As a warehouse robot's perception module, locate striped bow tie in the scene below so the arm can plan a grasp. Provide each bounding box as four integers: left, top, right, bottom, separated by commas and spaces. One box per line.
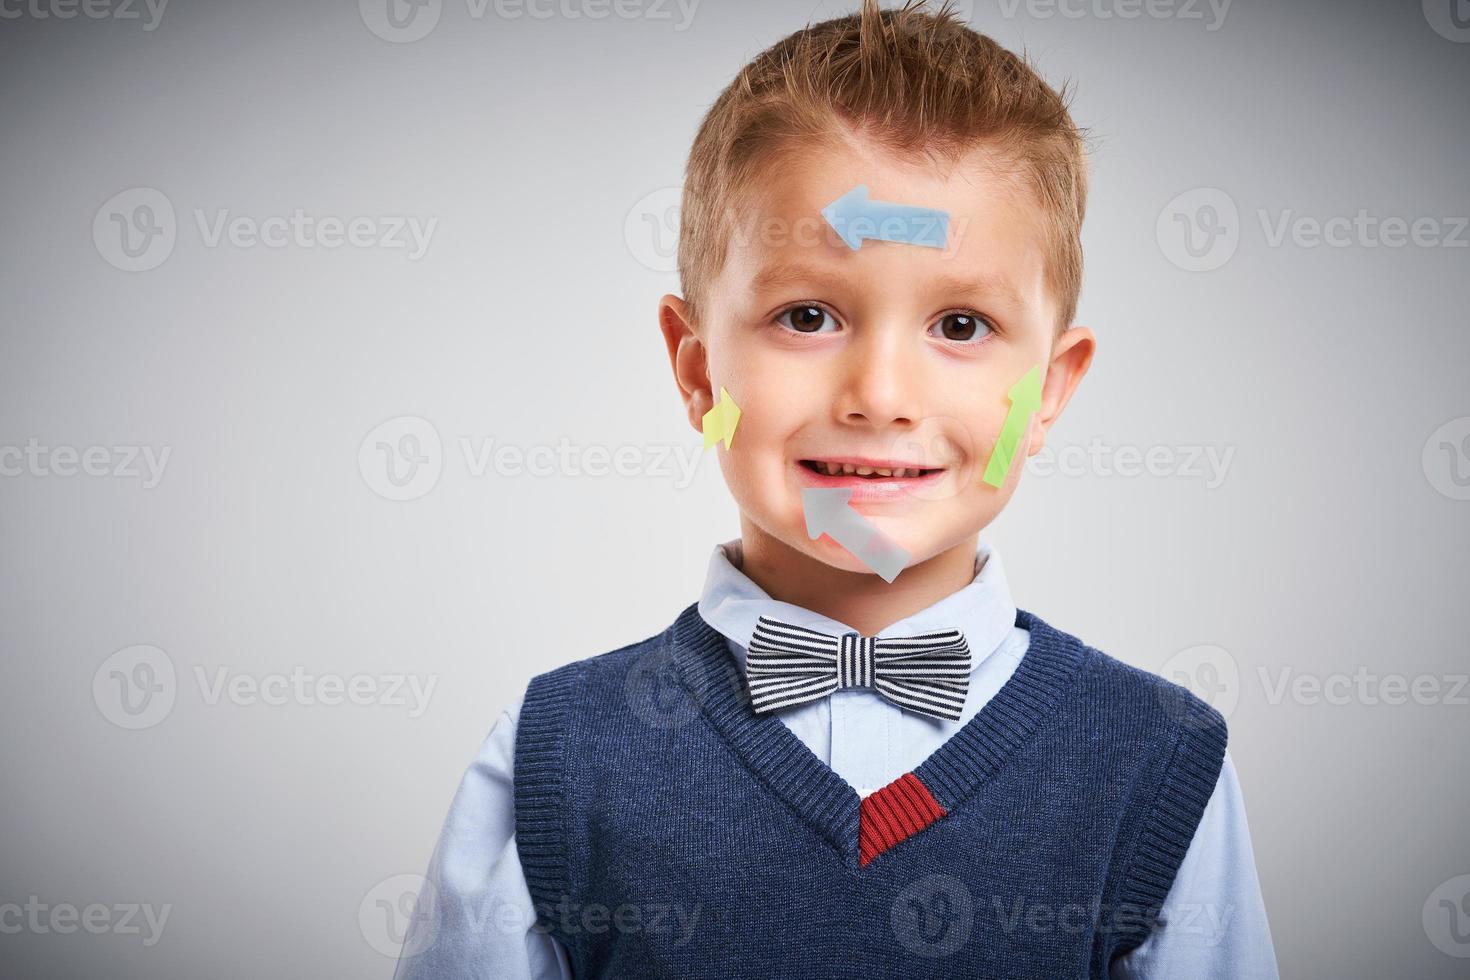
744, 616, 972, 722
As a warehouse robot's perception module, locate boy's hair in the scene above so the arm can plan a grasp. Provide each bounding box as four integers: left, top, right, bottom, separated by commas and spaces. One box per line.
678, 0, 1088, 334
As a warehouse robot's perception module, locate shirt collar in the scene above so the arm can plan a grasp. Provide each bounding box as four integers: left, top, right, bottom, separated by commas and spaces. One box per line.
697, 538, 1018, 674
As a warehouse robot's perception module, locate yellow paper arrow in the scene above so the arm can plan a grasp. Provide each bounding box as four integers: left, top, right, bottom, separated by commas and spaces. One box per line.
702, 386, 741, 450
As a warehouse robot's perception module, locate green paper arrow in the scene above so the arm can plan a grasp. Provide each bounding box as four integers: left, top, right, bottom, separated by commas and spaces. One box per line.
982, 366, 1043, 488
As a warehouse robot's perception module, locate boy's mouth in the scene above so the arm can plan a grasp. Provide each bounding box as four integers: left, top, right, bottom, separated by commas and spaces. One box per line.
798, 458, 943, 479
795, 456, 947, 500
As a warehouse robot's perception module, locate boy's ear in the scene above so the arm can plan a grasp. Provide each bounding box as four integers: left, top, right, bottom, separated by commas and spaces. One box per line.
658, 294, 714, 435
1029, 326, 1096, 456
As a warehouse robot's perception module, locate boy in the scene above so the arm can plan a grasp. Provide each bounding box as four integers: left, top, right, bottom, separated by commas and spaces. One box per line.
396, 2, 1277, 976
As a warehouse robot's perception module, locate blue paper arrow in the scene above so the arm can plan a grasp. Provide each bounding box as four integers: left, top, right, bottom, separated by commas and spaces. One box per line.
820, 185, 950, 251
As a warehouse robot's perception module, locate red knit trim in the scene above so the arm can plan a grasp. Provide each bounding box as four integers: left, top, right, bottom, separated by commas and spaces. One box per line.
858, 772, 947, 866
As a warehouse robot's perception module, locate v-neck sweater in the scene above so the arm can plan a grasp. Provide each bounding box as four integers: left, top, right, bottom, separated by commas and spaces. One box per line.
514, 602, 1227, 978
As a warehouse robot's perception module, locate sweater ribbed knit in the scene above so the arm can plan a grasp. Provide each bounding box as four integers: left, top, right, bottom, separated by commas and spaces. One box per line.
514, 603, 1227, 979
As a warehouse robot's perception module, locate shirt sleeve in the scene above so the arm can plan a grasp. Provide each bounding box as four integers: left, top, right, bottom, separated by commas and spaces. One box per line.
1111, 750, 1279, 979
393, 692, 573, 980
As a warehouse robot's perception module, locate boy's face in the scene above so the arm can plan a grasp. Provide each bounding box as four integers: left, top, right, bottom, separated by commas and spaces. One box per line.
662, 132, 1094, 578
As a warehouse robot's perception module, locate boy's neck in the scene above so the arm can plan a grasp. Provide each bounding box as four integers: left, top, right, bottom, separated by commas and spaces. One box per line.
735, 517, 982, 636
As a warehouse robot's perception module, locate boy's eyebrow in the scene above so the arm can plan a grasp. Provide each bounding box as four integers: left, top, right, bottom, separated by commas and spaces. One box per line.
748, 262, 1027, 308
749, 262, 849, 293
925, 272, 1027, 308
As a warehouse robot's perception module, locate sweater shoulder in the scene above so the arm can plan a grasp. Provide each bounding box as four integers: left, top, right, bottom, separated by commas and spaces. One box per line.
517, 608, 687, 731
1025, 610, 1230, 746
1094, 645, 1228, 729
534, 625, 671, 677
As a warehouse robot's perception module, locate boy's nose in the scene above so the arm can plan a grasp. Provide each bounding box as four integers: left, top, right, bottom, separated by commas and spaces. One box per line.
833, 337, 923, 428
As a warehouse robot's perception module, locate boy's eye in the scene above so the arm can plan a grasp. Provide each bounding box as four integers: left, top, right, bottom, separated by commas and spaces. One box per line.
776, 305, 837, 334
930, 312, 994, 343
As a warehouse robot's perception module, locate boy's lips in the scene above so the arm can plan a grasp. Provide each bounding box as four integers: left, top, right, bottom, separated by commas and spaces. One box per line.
794, 456, 947, 501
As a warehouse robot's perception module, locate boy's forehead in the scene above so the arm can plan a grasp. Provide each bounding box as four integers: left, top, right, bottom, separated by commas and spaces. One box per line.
723, 139, 1051, 306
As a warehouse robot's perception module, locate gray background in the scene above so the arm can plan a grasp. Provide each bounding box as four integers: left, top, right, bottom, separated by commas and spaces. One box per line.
1, 0, 1467, 977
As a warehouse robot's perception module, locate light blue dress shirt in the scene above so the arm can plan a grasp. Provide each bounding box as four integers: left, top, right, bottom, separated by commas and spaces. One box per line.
396, 541, 1278, 979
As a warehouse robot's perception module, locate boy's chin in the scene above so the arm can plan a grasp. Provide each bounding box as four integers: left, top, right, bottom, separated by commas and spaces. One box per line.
742, 500, 970, 578
792, 524, 925, 579
802, 537, 890, 576
779, 516, 978, 581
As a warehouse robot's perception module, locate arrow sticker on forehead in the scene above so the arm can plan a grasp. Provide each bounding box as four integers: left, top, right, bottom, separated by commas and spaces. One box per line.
821, 185, 950, 251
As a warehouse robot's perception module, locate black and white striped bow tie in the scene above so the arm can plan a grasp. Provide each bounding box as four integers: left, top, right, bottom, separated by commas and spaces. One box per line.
744, 616, 972, 722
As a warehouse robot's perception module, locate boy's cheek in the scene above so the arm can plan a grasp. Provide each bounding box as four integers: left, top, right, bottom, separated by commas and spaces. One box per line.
876, 411, 1009, 499
716, 449, 810, 545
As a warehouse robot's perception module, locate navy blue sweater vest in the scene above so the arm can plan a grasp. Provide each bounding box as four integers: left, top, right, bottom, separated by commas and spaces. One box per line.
513, 604, 1227, 979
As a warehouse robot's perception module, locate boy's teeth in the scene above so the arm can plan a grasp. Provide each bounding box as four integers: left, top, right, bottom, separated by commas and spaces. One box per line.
811, 461, 923, 478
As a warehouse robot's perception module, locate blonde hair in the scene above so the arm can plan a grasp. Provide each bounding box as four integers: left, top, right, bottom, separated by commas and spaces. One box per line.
678, 0, 1088, 333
